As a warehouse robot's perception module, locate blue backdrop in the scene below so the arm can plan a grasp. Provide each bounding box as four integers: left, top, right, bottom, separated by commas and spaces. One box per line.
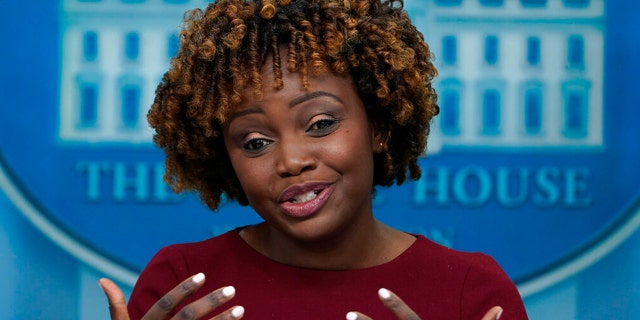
1, 0, 639, 319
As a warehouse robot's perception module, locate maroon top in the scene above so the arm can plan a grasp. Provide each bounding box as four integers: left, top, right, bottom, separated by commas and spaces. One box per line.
128, 228, 528, 319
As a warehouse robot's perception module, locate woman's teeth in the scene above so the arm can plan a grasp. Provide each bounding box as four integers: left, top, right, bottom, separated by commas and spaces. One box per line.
291, 190, 319, 203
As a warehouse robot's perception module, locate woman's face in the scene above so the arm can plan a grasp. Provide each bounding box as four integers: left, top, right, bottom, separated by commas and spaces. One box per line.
222, 61, 382, 243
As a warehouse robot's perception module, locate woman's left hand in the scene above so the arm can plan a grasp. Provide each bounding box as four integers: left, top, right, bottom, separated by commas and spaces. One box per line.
346, 288, 503, 320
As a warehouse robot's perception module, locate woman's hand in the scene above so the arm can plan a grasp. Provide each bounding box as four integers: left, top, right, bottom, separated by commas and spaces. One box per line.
345, 288, 503, 320
98, 273, 245, 320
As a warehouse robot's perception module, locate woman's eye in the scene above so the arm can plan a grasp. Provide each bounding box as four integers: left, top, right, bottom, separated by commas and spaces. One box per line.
307, 118, 338, 135
242, 138, 271, 152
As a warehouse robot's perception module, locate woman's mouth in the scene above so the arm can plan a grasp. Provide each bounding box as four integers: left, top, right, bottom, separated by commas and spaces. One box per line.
278, 183, 334, 218
289, 190, 320, 203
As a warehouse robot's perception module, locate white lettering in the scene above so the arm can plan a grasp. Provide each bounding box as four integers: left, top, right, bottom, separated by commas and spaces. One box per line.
76, 161, 180, 203
413, 165, 592, 208
453, 166, 492, 207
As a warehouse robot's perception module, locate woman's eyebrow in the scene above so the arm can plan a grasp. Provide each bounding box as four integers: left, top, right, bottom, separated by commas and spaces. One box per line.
229, 91, 341, 122
228, 107, 263, 123
289, 91, 343, 108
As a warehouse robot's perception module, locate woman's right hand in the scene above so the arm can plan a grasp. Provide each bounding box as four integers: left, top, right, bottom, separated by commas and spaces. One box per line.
98, 273, 244, 320
346, 288, 504, 320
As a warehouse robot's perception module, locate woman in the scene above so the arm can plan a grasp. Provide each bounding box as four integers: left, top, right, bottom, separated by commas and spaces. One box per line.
100, 0, 528, 319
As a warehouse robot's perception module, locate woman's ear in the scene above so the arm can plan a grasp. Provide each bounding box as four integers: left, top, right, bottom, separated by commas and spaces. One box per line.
371, 125, 386, 154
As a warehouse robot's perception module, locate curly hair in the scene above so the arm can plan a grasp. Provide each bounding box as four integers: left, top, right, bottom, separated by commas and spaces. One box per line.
148, 0, 439, 210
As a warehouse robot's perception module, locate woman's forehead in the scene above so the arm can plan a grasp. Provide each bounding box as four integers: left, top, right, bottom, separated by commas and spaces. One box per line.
222, 65, 356, 120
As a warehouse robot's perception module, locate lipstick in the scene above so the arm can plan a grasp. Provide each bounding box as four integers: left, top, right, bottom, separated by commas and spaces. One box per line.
278, 183, 334, 218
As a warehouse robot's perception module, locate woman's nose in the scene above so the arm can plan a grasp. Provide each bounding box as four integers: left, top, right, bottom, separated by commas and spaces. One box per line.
275, 138, 317, 177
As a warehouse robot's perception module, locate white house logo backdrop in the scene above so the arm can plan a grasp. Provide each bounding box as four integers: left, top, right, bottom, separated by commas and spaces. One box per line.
1, 0, 639, 296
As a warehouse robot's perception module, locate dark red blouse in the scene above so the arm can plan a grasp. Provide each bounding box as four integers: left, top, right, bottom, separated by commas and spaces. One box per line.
128, 228, 528, 319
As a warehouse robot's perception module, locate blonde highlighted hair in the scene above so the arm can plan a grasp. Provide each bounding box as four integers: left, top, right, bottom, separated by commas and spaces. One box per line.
149, 0, 439, 210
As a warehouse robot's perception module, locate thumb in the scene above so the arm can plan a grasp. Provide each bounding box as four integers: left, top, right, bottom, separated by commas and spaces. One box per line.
98, 278, 130, 320
481, 306, 503, 320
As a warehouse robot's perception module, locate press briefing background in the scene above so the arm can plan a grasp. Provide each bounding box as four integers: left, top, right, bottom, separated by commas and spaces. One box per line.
1, 0, 639, 319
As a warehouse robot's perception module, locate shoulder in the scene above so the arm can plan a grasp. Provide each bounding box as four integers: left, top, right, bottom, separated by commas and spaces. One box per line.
458, 250, 528, 319
391, 236, 510, 296
161, 228, 239, 260
408, 235, 500, 272
127, 229, 243, 318
411, 235, 518, 291
408, 236, 528, 319
137, 228, 242, 284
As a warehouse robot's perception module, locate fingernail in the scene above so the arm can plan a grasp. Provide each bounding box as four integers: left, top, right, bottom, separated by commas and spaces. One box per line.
378, 288, 391, 300
222, 286, 236, 297
496, 308, 503, 320
192, 273, 205, 283
346, 311, 358, 320
231, 306, 245, 318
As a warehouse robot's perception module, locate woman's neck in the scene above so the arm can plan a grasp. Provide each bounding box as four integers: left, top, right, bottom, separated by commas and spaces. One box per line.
239, 220, 415, 270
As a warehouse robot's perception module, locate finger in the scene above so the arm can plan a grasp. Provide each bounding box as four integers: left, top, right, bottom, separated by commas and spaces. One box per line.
209, 305, 245, 320
481, 306, 504, 320
377, 288, 421, 320
98, 278, 130, 320
170, 285, 238, 320
345, 311, 373, 320
142, 272, 206, 320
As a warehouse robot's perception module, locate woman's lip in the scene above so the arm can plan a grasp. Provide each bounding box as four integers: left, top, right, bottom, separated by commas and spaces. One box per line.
278, 182, 333, 203
279, 184, 335, 218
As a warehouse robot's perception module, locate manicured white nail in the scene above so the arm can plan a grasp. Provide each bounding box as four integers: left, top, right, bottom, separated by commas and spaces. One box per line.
378, 288, 391, 300
222, 286, 236, 297
496, 309, 503, 320
192, 273, 205, 283
346, 311, 358, 320
231, 306, 245, 318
